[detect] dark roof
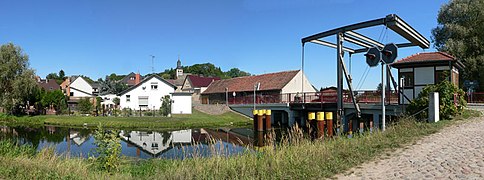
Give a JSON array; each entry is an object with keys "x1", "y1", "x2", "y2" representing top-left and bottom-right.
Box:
[
  {"x1": 391, "y1": 52, "x2": 463, "y2": 68},
  {"x1": 90, "y1": 82, "x2": 100, "y2": 89},
  {"x1": 119, "y1": 72, "x2": 144, "y2": 86},
  {"x1": 118, "y1": 75, "x2": 177, "y2": 96},
  {"x1": 185, "y1": 75, "x2": 220, "y2": 88},
  {"x1": 38, "y1": 79, "x2": 60, "y2": 91},
  {"x1": 202, "y1": 70, "x2": 299, "y2": 94}
]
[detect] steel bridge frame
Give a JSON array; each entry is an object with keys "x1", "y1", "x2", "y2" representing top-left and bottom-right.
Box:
[{"x1": 301, "y1": 14, "x2": 429, "y2": 132}]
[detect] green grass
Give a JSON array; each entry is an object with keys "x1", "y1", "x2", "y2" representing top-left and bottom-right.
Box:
[
  {"x1": 0, "y1": 109, "x2": 480, "y2": 179},
  {"x1": 0, "y1": 110, "x2": 251, "y2": 130}
]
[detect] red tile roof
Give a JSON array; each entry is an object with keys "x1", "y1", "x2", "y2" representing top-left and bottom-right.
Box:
[
  {"x1": 392, "y1": 52, "x2": 456, "y2": 65},
  {"x1": 202, "y1": 70, "x2": 300, "y2": 94},
  {"x1": 186, "y1": 75, "x2": 220, "y2": 87}
]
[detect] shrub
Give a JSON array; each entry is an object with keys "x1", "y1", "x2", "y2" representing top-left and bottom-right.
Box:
[
  {"x1": 144, "y1": 111, "x2": 153, "y2": 116},
  {"x1": 78, "y1": 98, "x2": 93, "y2": 114},
  {"x1": 93, "y1": 124, "x2": 121, "y2": 172},
  {"x1": 407, "y1": 80, "x2": 466, "y2": 120}
]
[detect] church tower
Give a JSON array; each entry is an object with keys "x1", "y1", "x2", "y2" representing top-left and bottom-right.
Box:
[{"x1": 176, "y1": 57, "x2": 183, "y2": 79}]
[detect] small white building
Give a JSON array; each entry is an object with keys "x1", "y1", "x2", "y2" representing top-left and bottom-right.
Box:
[
  {"x1": 171, "y1": 92, "x2": 193, "y2": 114},
  {"x1": 391, "y1": 52, "x2": 463, "y2": 104},
  {"x1": 119, "y1": 75, "x2": 177, "y2": 110}
]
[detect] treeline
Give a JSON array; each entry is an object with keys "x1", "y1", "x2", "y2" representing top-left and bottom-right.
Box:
[{"x1": 150, "y1": 63, "x2": 251, "y2": 79}]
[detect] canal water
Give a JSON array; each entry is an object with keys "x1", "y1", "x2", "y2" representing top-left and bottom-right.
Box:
[{"x1": 0, "y1": 125, "x2": 257, "y2": 159}]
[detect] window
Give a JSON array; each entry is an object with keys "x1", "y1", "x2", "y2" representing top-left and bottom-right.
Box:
[
  {"x1": 435, "y1": 70, "x2": 449, "y2": 84},
  {"x1": 70, "y1": 92, "x2": 74, "y2": 96},
  {"x1": 129, "y1": 76, "x2": 135, "y2": 80},
  {"x1": 138, "y1": 96, "x2": 148, "y2": 107},
  {"x1": 126, "y1": 95, "x2": 131, "y2": 102},
  {"x1": 400, "y1": 72, "x2": 414, "y2": 87},
  {"x1": 151, "y1": 82, "x2": 158, "y2": 90}
]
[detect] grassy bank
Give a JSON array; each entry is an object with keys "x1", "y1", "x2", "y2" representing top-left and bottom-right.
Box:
[
  {"x1": 0, "y1": 110, "x2": 251, "y2": 130},
  {"x1": 0, "y1": 110, "x2": 480, "y2": 179}
]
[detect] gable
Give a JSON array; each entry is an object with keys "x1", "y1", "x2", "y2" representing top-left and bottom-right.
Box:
[
  {"x1": 70, "y1": 77, "x2": 93, "y2": 94},
  {"x1": 119, "y1": 75, "x2": 176, "y2": 95}
]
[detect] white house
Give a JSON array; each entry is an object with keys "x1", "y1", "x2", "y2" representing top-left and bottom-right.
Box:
[
  {"x1": 100, "y1": 94, "x2": 119, "y2": 109},
  {"x1": 61, "y1": 76, "x2": 98, "y2": 98},
  {"x1": 170, "y1": 92, "x2": 193, "y2": 114},
  {"x1": 119, "y1": 75, "x2": 177, "y2": 110}
]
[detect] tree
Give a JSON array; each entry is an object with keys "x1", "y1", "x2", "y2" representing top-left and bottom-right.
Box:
[
  {"x1": 41, "y1": 90, "x2": 66, "y2": 111},
  {"x1": 59, "y1": 70, "x2": 65, "y2": 80},
  {"x1": 99, "y1": 77, "x2": 128, "y2": 95},
  {"x1": 160, "y1": 95, "x2": 172, "y2": 116},
  {"x1": 113, "y1": 97, "x2": 120, "y2": 108},
  {"x1": 0, "y1": 43, "x2": 39, "y2": 115},
  {"x1": 46, "y1": 73, "x2": 59, "y2": 80},
  {"x1": 376, "y1": 83, "x2": 382, "y2": 92},
  {"x1": 78, "y1": 98, "x2": 93, "y2": 114},
  {"x1": 225, "y1": 68, "x2": 251, "y2": 78},
  {"x1": 432, "y1": 0, "x2": 484, "y2": 90}
]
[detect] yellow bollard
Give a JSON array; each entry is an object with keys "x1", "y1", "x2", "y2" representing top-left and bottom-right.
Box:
[
  {"x1": 317, "y1": 112, "x2": 325, "y2": 139},
  {"x1": 257, "y1": 110, "x2": 264, "y2": 131},
  {"x1": 265, "y1": 110, "x2": 272, "y2": 131}
]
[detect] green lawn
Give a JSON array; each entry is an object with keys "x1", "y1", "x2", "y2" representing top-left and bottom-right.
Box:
[{"x1": 0, "y1": 110, "x2": 251, "y2": 130}]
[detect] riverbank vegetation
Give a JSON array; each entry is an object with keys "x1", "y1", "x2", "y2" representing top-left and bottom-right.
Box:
[
  {"x1": 0, "y1": 110, "x2": 251, "y2": 130},
  {"x1": 0, "y1": 109, "x2": 479, "y2": 179}
]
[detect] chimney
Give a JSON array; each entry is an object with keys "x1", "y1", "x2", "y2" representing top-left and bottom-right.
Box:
[
  {"x1": 66, "y1": 78, "x2": 71, "y2": 96},
  {"x1": 135, "y1": 73, "x2": 141, "y2": 85}
]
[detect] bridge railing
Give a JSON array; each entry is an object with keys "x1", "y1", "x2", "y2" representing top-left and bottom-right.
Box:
[
  {"x1": 227, "y1": 91, "x2": 399, "y2": 105},
  {"x1": 466, "y1": 92, "x2": 484, "y2": 103}
]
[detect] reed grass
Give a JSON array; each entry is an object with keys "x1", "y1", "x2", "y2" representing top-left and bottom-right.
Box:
[{"x1": 0, "y1": 109, "x2": 480, "y2": 179}]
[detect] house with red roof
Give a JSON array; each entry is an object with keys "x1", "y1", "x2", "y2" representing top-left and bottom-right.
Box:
[
  {"x1": 201, "y1": 70, "x2": 317, "y2": 104},
  {"x1": 391, "y1": 52, "x2": 464, "y2": 104},
  {"x1": 181, "y1": 75, "x2": 221, "y2": 103}
]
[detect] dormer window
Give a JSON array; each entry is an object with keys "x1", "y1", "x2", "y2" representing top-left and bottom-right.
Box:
[{"x1": 130, "y1": 77, "x2": 135, "y2": 80}]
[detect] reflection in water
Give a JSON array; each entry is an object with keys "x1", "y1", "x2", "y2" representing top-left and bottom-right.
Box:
[{"x1": 0, "y1": 125, "x2": 255, "y2": 159}]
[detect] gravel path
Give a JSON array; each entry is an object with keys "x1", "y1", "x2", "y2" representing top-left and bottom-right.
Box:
[{"x1": 335, "y1": 113, "x2": 484, "y2": 180}]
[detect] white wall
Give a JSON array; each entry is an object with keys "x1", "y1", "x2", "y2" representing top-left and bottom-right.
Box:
[
  {"x1": 200, "y1": 87, "x2": 208, "y2": 93},
  {"x1": 414, "y1": 67, "x2": 434, "y2": 85},
  {"x1": 119, "y1": 76, "x2": 175, "y2": 110},
  {"x1": 70, "y1": 77, "x2": 93, "y2": 96},
  {"x1": 281, "y1": 71, "x2": 317, "y2": 94},
  {"x1": 171, "y1": 93, "x2": 192, "y2": 114},
  {"x1": 70, "y1": 88, "x2": 93, "y2": 97},
  {"x1": 100, "y1": 94, "x2": 119, "y2": 106}
]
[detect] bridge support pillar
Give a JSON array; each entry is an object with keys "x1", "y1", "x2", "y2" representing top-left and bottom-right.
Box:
[{"x1": 373, "y1": 113, "x2": 380, "y2": 130}]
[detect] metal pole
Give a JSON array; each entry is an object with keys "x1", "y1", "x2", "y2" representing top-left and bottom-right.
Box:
[
  {"x1": 253, "y1": 84, "x2": 256, "y2": 111},
  {"x1": 225, "y1": 88, "x2": 228, "y2": 105},
  {"x1": 381, "y1": 62, "x2": 386, "y2": 131},
  {"x1": 336, "y1": 32, "x2": 344, "y2": 134}
]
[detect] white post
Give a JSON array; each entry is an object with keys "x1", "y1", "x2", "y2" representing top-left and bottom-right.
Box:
[
  {"x1": 429, "y1": 92, "x2": 440, "y2": 123},
  {"x1": 382, "y1": 62, "x2": 386, "y2": 131}
]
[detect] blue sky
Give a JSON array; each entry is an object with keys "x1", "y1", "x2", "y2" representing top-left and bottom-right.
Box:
[{"x1": 0, "y1": 0, "x2": 448, "y2": 90}]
